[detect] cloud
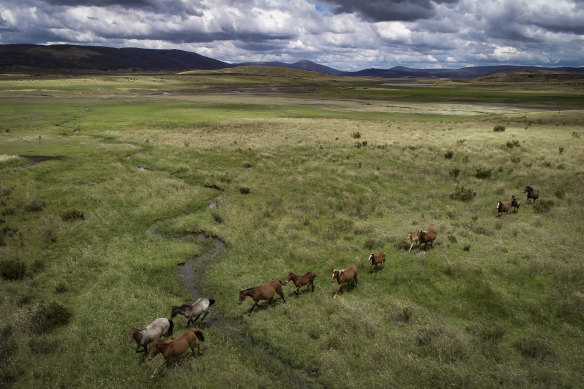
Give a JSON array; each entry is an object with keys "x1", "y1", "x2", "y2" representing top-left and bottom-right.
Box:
[{"x1": 0, "y1": 0, "x2": 582, "y2": 69}]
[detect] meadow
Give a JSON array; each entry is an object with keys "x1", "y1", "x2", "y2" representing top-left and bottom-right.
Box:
[{"x1": 1, "y1": 68, "x2": 583, "y2": 388}]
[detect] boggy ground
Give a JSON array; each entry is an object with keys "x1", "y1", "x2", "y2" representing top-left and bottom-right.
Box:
[{"x1": 0, "y1": 69, "x2": 583, "y2": 388}]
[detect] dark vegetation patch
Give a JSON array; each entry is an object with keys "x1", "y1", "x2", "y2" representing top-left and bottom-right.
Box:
[
  {"x1": 493, "y1": 125, "x2": 506, "y2": 132},
  {"x1": 515, "y1": 335, "x2": 555, "y2": 361},
  {"x1": 24, "y1": 200, "x2": 45, "y2": 212},
  {"x1": 0, "y1": 259, "x2": 26, "y2": 280},
  {"x1": 450, "y1": 185, "x2": 476, "y2": 202},
  {"x1": 31, "y1": 301, "x2": 71, "y2": 334},
  {"x1": 61, "y1": 209, "x2": 85, "y2": 221},
  {"x1": 533, "y1": 199, "x2": 554, "y2": 214}
]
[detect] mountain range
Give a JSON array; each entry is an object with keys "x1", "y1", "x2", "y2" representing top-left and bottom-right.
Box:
[{"x1": 1, "y1": 44, "x2": 583, "y2": 79}]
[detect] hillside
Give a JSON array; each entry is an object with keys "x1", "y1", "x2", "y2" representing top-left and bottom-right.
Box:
[{"x1": 0, "y1": 44, "x2": 232, "y2": 72}]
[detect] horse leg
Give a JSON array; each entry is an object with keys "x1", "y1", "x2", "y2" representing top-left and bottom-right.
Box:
[
  {"x1": 354, "y1": 274, "x2": 358, "y2": 287},
  {"x1": 294, "y1": 286, "x2": 300, "y2": 297},
  {"x1": 277, "y1": 289, "x2": 286, "y2": 303},
  {"x1": 150, "y1": 358, "x2": 169, "y2": 380},
  {"x1": 310, "y1": 280, "x2": 314, "y2": 292},
  {"x1": 199, "y1": 311, "x2": 209, "y2": 322},
  {"x1": 193, "y1": 313, "x2": 202, "y2": 324},
  {"x1": 334, "y1": 283, "x2": 342, "y2": 298},
  {"x1": 248, "y1": 301, "x2": 258, "y2": 315}
]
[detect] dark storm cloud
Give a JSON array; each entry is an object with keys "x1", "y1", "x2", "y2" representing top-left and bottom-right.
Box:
[
  {"x1": 321, "y1": 0, "x2": 459, "y2": 21},
  {"x1": 44, "y1": 0, "x2": 157, "y2": 8}
]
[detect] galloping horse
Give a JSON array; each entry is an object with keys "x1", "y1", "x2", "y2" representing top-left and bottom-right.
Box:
[
  {"x1": 171, "y1": 297, "x2": 215, "y2": 327},
  {"x1": 147, "y1": 328, "x2": 205, "y2": 379},
  {"x1": 128, "y1": 317, "x2": 174, "y2": 356},
  {"x1": 368, "y1": 252, "x2": 386, "y2": 272},
  {"x1": 408, "y1": 228, "x2": 438, "y2": 251},
  {"x1": 285, "y1": 271, "x2": 316, "y2": 296},
  {"x1": 238, "y1": 280, "x2": 286, "y2": 315},
  {"x1": 331, "y1": 265, "x2": 358, "y2": 298}
]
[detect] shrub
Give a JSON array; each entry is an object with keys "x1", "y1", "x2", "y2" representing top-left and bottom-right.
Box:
[
  {"x1": 506, "y1": 140, "x2": 520, "y2": 149},
  {"x1": 239, "y1": 186, "x2": 250, "y2": 194},
  {"x1": 25, "y1": 200, "x2": 45, "y2": 212},
  {"x1": 515, "y1": 335, "x2": 555, "y2": 360},
  {"x1": 466, "y1": 321, "x2": 505, "y2": 342},
  {"x1": 449, "y1": 167, "x2": 460, "y2": 179},
  {"x1": 559, "y1": 146, "x2": 564, "y2": 154},
  {"x1": 493, "y1": 125, "x2": 506, "y2": 132},
  {"x1": 444, "y1": 150, "x2": 453, "y2": 159},
  {"x1": 0, "y1": 187, "x2": 11, "y2": 196},
  {"x1": 450, "y1": 185, "x2": 476, "y2": 202},
  {"x1": 351, "y1": 131, "x2": 361, "y2": 139},
  {"x1": 554, "y1": 188, "x2": 566, "y2": 199},
  {"x1": 0, "y1": 259, "x2": 26, "y2": 280},
  {"x1": 61, "y1": 209, "x2": 84, "y2": 221},
  {"x1": 241, "y1": 161, "x2": 252, "y2": 168},
  {"x1": 475, "y1": 167, "x2": 492, "y2": 179},
  {"x1": 211, "y1": 211, "x2": 223, "y2": 223},
  {"x1": 533, "y1": 199, "x2": 554, "y2": 214},
  {"x1": 31, "y1": 301, "x2": 71, "y2": 334}
]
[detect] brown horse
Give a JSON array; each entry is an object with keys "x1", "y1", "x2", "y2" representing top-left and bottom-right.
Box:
[
  {"x1": 511, "y1": 195, "x2": 521, "y2": 213},
  {"x1": 524, "y1": 186, "x2": 540, "y2": 203},
  {"x1": 368, "y1": 252, "x2": 386, "y2": 272},
  {"x1": 408, "y1": 228, "x2": 438, "y2": 252},
  {"x1": 238, "y1": 280, "x2": 286, "y2": 315},
  {"x1": 496, "y1": 201, "x2": 511, "y2": 217},
  {"x1": 128, "y1": 317, "x2": 174, "y2": 356},
  {"x1": 147, "y1": 328, "x2": 205, "y2": 379},
  {"x1": 170, "y1": 297, "x2": 215, "y2": 327},
  {"x1": 331, "y1": 265, "x2": 358, "y2": 298},
  {"x1": 285, "y1": 271, "x2": 316, "y2": 296}
]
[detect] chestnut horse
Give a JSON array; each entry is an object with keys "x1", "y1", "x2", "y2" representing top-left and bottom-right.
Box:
[
  {"x1": 524, "y1": 186, "x2": 540, "y2": 203},
  {"x1": 408, "y1": 228, "x2": 437, "y2": 252},
  {"x1": 496, "y1": 201, "x2": 511, "y2": 217},
  {"x1": 368, "y1": 252, "x2": 386, "y2": 272},
  {"x1": 285, "y1": 271, "x2": 316, "y2": 296},
  {"x1": 147, "y1": 328, "x2": 205, "y2": 379},
  {"x1": 238, "y1": 280, "x2": 286, "y2": 315},
  {"x1": 171, "y1": 297, "x2": 215, "y2": 327},
  {"x1": 128, "y1": 317, "x2": 174, "y2": 356},
  {"x1": 331, "y1": 265, "x2": 358, "y2": 298}
]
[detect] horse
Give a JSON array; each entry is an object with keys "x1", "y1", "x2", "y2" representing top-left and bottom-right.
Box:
[
  {"x1": 285, "y1": 271, "x2": 316, "y2": 296},
  {"x1": 496, "y1": 200, "x2": 511, "y2": 217},
  {"x1": 408, "y1": 228, "x2": 438, "y2": 252},
  {"x1": 147, "y1": 328, "x2": 205, "y2": 379},
  {"x1": 331, "y1": 265, "x2": 358, "y2": 298},
  {"x1": 368, "y1": 252, "x2": 386, "y2": 272},
  {"x1": 128, "y1": 317, "x2": 174, "y2": 356},
  {"x1": 524, "y1": 186, "x2": 540, "y2": 203},
  {"x1": 511, "y1": 195, "x2": 521, "y2": 213},
  {"x1": 170, "y1": 297, "x2": 215, "y2": 327},
  {"x1": 238, "y1": 280, "x2": 286, "y2": 315}
]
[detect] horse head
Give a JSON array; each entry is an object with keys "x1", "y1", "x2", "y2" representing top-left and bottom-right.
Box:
[
  {"x1": 238, "y1": 290, "x2": 246, "y2": 304},
  {"x1": 128, "y1": 327, "x2": 139, "y2": 343},
  {"x1": 147, "y1": 339, "x2": 164, "y2": 360}
]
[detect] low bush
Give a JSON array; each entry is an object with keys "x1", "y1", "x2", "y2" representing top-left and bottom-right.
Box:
[
  {"x1": 444, "y1": 150, "x2": 454, "y2": 159},
  {"x1": 533, "y1": 199, "x2": 554, "y2": 214},
  {"x1": 506, "y1": 140, "x2": 520, "y2": 149},
  {"x1": 61, "y1": 209, "x2": 84, "y2": 221},
  {"x1": 449, "y1": 168, "x2": 460, "y2": 179},
  {"x1": 239, "y1": 186, "x2": 251, "y2": 194},
  {"x1": 466, "y1": 321, "x2": 505, "y2": 342},
  {"x1": 493, "y1": 125, "x2": 506, "y2": 132},
  {"x1": 31, "y1": 301, "x2": 72, "y2": 334},
  {"x1": 475, "y1": 167, "x2": 492, "y2": 179},
  {"x1": 25, "y1": 200, "x2": 45, "y2": 212},
  {"x1": 515, "y1": 335, "x2": 555, "y2": 360},
  {"x1": 0, "y1": 259, "x2": 26, "y2": 280},
  {"x1": 351, "y1": 131, "x2": 361, "y2": 139},
  {"x1": 450, "y1": 185, "x2": 476, "y2": 202}
]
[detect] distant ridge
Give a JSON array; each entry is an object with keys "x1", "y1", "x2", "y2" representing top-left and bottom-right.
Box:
[
  {"x1": 1, "y1": 44, "x2": 583, "y2": 78},
  {"x1": 0, "y1": 44, "x2": 232, "y2": 72}
]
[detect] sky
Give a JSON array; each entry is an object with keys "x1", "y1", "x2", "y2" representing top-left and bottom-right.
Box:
[{"x1": 0, "y1": 0, "x2": 583, "y2": 71}]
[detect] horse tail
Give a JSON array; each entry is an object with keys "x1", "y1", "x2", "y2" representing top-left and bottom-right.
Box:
[
  {"x1": 193, "y1": 329, "x2": 205, "y2": 342},
  {"x1": 167, "y1": 318, "x2": 174, "y2": 337}
]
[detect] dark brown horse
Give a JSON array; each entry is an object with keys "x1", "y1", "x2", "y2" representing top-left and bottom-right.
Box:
[
  {"x1": 408, "y1": 228, "x2": 438, "y2": 251},
  {"x1": 147, "y1": 328, "x2": 205, "y2": 379},
  {"x1": 331, "y1": 265, "x2": 358, "y2": 298},
  {"x1": 524, "y1": 186, "x2": 540, "y2": 203},
  {"x1": 285, "y1": 271, "x2": 316, "y2": 296},
  {"x1": 511, "y1": 195, "x2": 521, "y2": 213},
  {"x1": 238, "y1": 280, "x2": 286, "y2": 315},
  {"x1": 368, "y1": 252, "x2": 386, "y2": 272}
]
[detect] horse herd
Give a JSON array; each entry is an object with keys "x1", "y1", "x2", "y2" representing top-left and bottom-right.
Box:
[
  {"x1": 496, "y1": 185, "x2": 540, "y2": 216},
  {"x1": 130, "y1": 185, "x2": 539, "y2": 379}
]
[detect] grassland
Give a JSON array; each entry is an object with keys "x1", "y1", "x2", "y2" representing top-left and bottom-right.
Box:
[{"x1": 1, "y1": 67, "x2": 583, "y2": 388}]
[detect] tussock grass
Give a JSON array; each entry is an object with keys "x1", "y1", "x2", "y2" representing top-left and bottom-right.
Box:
[{"x1": 0, "y1": 73, "x2": 583, "y2": 388}]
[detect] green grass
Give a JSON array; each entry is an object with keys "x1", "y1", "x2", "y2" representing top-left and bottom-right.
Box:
[{"x1": 1, "y1": 69, "x2": 583, "y2": 388}]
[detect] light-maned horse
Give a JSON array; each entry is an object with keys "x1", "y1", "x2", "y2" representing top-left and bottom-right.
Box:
[
  {"x1": 238, "y1": 280, "x2": 286, "y2": 315},
  {"x1": 408, "y1": 228, "x2": 438, "y2": 252},
  {"x1": 128, "y1": 317, "x2": 174, "y2": 356},
  {"x1": 285, "y1": 271, "x2": 316, "y2": 296},
  {"x1": 171, "y1": 297, "x2": 215, "y2": 327},
  {"x1": 331, "y1": 265, "x2": 358, "y2": 298},
  {"x1": 368, "y1": 252, "x2": 386, "y2": 272},
  {"x1": 147, "y1": 328, "x2": 205, "y2": 379}
]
